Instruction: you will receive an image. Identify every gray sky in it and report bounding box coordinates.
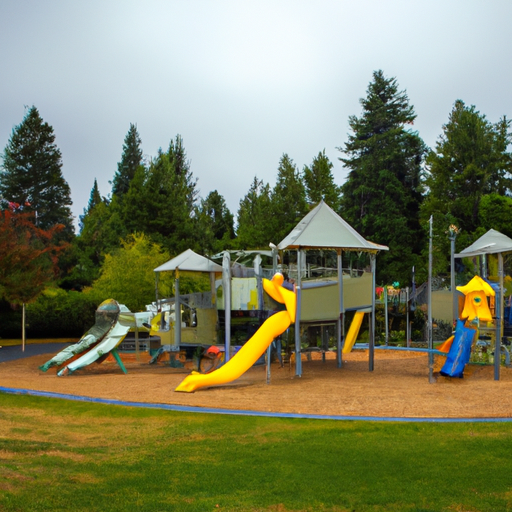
[1,0,511,231]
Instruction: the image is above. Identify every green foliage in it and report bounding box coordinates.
[195,190,235,255]
[87,233,173,311]
[3,393,512,511]
[422,100,512,236]
[339,70,426,284]
[236,176,273,248]
[0,106,74,239]
[121,138,198,254]
[0,208,67,305]
[270,153,309,244]
[420,101,512,275]
[303,149,342,211]
[25,287,100,337]
[478,193,512,237]
[111,123,144,199]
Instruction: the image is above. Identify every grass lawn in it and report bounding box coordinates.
[1,392,511,511]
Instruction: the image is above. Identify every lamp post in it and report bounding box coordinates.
[448,224,459,325]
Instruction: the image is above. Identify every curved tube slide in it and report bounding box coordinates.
[175,273,296,393]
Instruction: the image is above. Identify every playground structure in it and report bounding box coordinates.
[37,203,512,387]
[39,300,152,376]
[175,272,296,392]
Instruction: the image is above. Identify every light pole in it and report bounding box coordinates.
[448,224,459,325]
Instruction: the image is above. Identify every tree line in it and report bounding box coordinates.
[1,69,511,316]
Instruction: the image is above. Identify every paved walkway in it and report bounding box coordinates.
[0,343,72,364]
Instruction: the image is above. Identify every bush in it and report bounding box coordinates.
[25,288,100,338]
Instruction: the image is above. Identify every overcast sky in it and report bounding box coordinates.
[1,0,511,231]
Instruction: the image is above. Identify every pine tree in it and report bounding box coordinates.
[303,150,342,211]
[0,106,74,238]
[79,178,103,232]
[236,177,273,249]
[195,190,235,255]
[270,154,309,244]
[111,123,143,199]
[142,142,198,254]
[339,70,426,283]
[422,100,512,235]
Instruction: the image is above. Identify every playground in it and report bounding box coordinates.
[4,202,512,420]
[2,345,512,419]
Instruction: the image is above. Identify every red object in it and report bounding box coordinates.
[206,345,221,355]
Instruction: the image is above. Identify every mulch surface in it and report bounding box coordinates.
[2,347,512,419]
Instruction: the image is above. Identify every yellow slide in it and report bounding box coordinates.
[175,273,296,393]
[342,310,365,354]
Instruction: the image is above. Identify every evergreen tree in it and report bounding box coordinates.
[422,100,512,235]
[0,106,74,238]
[303,150,342,211]
[141,142,198,254]
[195,190,235,255]
[338,70,426,284]
[79,178,103,232]
[111,123,144,199]
[270,154,309,244]
[236,177,273,249]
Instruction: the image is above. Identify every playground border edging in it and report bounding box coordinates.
[2,386,512,423]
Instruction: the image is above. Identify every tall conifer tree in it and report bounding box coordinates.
[303,150,341,211]
[339,70,426,283]
[111,123,143,199]
[0,106,74,238]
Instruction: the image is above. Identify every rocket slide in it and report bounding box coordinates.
[175,273,296,393]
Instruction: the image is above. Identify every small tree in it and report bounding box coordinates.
[87,233,174,311]
[0,206,66,343]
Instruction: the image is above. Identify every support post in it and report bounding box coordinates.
[337,249,344,368]
[222,251,231,363]
[22,303,26,353]
[406,287,410,348]
[369,253,376,371]
[496,253,504,381]
[384,286,389,346]
[428,216,434,383]
[295,284,302,377]
[174,276,181,349]
[295,248,303,377]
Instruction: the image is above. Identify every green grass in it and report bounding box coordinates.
[1,392,512,511]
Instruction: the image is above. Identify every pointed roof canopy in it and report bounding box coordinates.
[154,249,223,273]
[455,229,512,258]
[278,200,389,252]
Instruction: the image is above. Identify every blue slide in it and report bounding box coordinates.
[440,319,476,378]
